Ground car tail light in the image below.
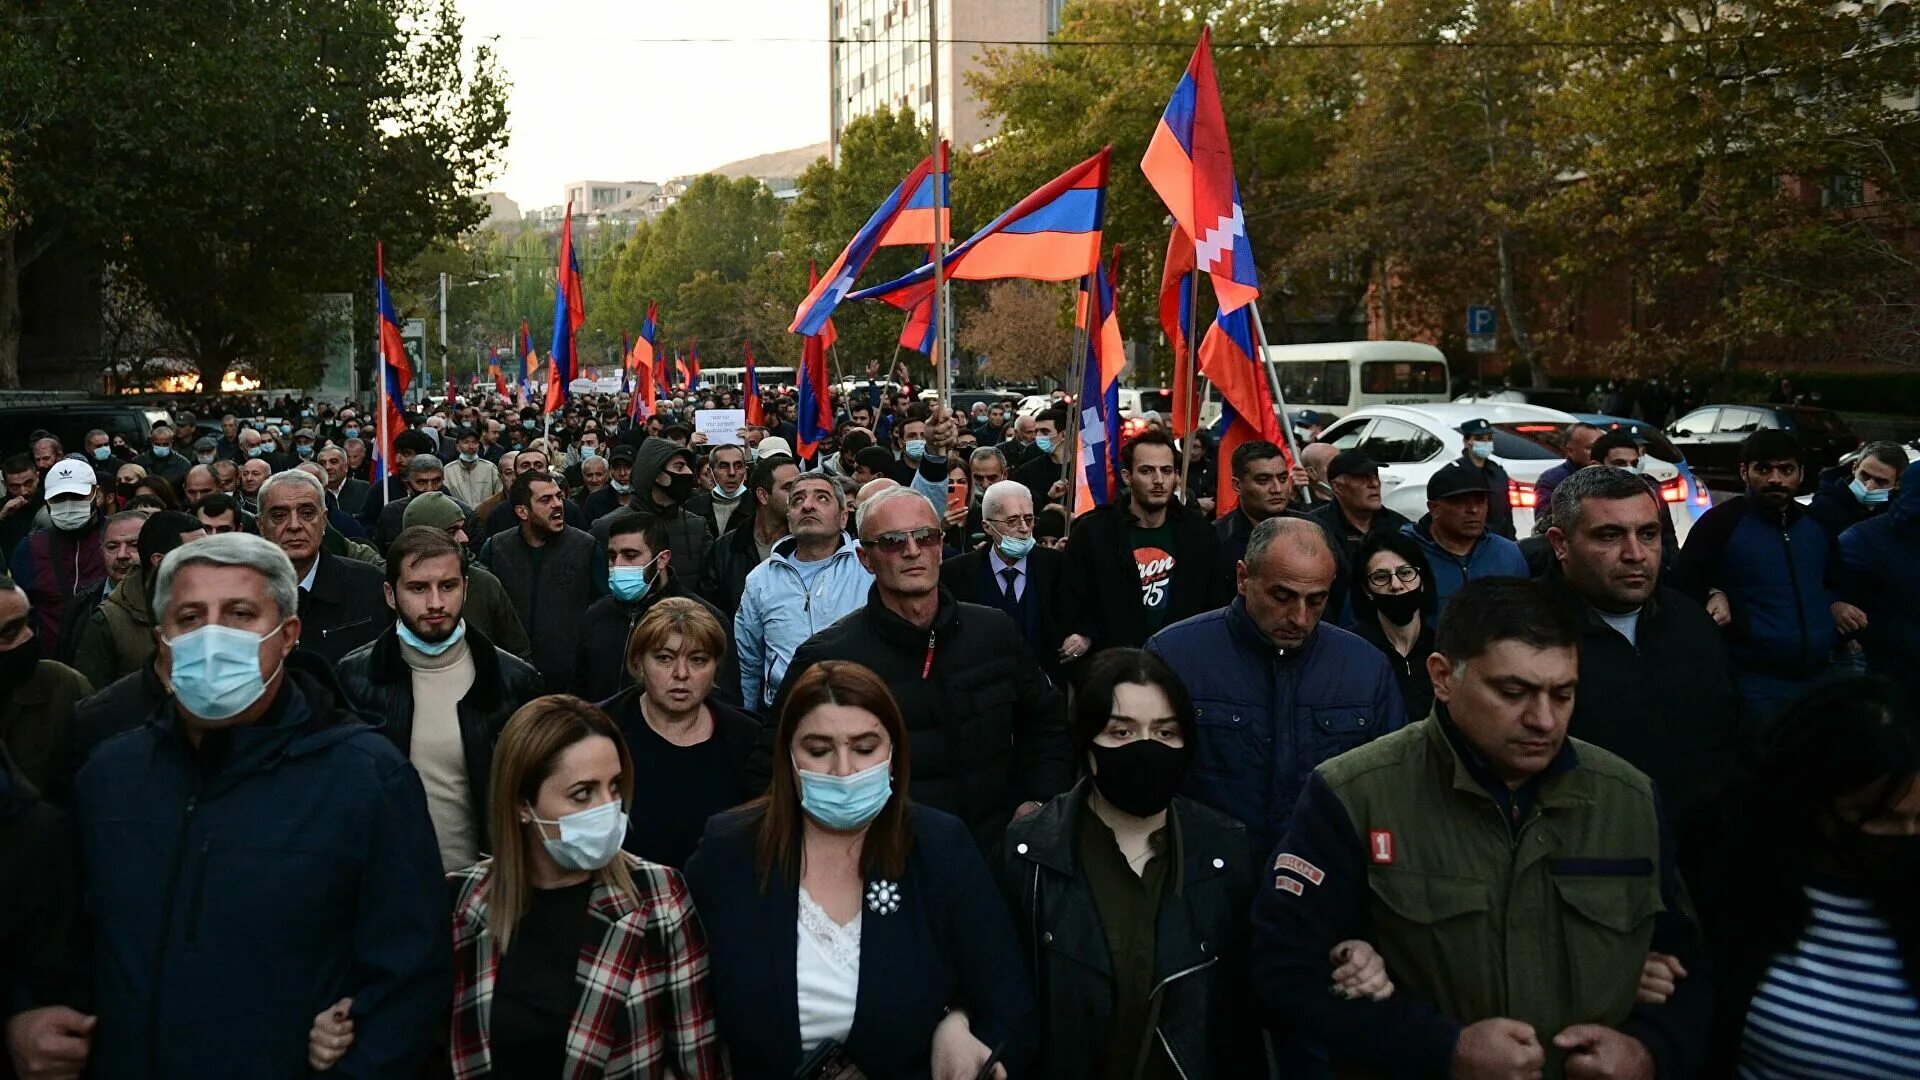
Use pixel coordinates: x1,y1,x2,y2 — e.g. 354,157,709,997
1659,475,1686,503
1509,478,1537,509
1691,475,1711,507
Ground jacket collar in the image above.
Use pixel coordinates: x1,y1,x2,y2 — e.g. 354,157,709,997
146,651,368,786
304,552,351,603
1542,566,1664,631
1223,595,1324,661
1015,779,1211,897
365,621,505,709
860,582,959,647
453,854,652,939
103,566,155,627
771,532,859,567
1427,703,1579,816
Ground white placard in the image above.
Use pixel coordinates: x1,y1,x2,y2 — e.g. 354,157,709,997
694,408,747,445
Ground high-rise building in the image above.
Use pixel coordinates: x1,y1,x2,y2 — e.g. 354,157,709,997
828,0,1062,162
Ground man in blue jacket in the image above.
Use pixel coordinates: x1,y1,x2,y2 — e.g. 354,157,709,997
1148,516,1406,853
73,532,451,1077
1838,459,1920,704
1402,461,1529,614
1676,429,1858,726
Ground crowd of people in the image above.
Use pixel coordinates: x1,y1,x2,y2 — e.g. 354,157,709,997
0,378,1915,1079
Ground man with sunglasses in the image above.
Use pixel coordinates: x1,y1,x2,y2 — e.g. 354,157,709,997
775,486,1071,849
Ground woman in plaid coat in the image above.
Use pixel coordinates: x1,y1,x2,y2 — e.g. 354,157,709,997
443,694,730,1078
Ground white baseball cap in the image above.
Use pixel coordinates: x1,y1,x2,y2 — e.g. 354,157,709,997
756,436,794,459
44,458,96,499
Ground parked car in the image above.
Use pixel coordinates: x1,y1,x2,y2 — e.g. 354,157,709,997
1455,387,1593,413
1316,402,1689,540
1666,404,1861,493
1576,413,1710,540
0,401,174,456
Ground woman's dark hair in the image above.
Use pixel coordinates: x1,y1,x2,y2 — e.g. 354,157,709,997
1348,529,1436,627
1072,648,1195,750
134,474,180,509
754,661,914,891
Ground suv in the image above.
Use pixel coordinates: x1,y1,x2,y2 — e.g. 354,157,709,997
0,402,174,456
1666,404,1860,492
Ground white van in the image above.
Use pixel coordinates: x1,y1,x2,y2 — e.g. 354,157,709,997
1262,341,1450,418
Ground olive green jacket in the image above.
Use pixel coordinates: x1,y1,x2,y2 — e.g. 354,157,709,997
0,659,93,793
74,570,157,690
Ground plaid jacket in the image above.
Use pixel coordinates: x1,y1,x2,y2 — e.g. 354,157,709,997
448,856,731,1078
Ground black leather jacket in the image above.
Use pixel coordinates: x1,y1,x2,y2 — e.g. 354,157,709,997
998,781,1264,1080
335,624,544,851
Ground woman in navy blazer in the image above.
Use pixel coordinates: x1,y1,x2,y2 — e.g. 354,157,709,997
683,660,1035,1079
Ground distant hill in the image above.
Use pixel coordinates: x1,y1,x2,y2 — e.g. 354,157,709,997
704,141,830,182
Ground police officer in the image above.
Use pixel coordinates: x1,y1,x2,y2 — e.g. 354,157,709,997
1456,418,1516,539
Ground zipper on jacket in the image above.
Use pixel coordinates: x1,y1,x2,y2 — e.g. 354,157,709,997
150,791,202,1075
184,838,213,944
921,630,937,679
1780,525,1810,671
1155,1025,1196,1080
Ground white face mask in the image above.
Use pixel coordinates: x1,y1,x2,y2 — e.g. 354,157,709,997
49,501,94,531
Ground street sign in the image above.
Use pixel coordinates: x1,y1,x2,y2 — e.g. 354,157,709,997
1466,305,1497,354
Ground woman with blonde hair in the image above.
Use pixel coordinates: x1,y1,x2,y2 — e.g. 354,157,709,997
444,694,728,1077
601,596,765,867
684,661,1033,1079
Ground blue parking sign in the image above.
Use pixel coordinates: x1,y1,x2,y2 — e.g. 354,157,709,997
1467,305,1497,336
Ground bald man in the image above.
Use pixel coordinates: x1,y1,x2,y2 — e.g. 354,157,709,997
1299,442,1338,506
1146,515,1406,851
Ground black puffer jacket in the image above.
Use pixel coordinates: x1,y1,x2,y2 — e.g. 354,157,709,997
572,575,741,707
999,782,1262,1080
774,587,1072,849
695,513,766,620
335,624,543,851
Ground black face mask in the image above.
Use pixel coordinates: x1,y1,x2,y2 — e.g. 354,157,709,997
117,482,140,500
1374,588,1425,626
1089,740,1193,817
0,642,38,692
1834,828,1920,891
658,470,696,505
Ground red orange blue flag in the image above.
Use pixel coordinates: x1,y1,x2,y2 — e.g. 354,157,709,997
796,262,836,460
1141,27,1260,314
849,147,1111,309
1073,256,1126,516
790,143,950,337
1200,302,1282,516
374,242,412,478
547,202,584,413
742,340,765,427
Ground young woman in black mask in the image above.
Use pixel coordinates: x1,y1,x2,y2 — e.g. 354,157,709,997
1688,677,1920,1076
996,648,1390,1079
1348,531,1437,719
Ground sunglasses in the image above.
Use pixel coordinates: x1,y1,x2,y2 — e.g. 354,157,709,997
866,526,942,554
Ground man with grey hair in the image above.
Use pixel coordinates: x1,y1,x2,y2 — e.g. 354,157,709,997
375,454,460,551
776,483,1069,847
1148,515,1405,851
318,444,372,517
735,471,869,708
71,531,450,1075
939,478,1082,680
257,469,388,662
1545,465,1735,841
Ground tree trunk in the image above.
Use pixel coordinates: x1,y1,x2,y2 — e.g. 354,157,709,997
1495,230,1546,387
0,227,20,389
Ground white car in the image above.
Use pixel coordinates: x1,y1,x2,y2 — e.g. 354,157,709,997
1316,402,1692,542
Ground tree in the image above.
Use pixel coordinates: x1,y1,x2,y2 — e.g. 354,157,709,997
958,282,1077,382
1,0,509,389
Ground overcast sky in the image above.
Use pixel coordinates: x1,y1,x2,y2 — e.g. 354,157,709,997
455,0,830,211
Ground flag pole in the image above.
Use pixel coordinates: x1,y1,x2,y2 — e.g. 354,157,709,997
375,243,391,510
1178,264,1200,505
927,0,948,407
1245,299,1308,503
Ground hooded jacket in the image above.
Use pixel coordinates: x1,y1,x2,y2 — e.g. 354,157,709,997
1400,517,1529,614
73,652,451,1077
734,534,871,709
10,517,107,657
1838,461,1920,697
611,437,718,583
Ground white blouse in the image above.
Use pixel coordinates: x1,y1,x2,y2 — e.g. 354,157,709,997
796,886,862,1052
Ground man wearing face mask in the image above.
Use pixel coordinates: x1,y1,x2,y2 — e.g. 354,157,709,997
1837,459,1920,705
132,422,190,489
574,511,737,705
940,480,1079,683
1013,408,1073,510
583,445,635,523
83,429,118,488
1454,418,1516,540
9,461,107,659
441,428,502,510
1808,440,1905,540
1147,517,1405,854
0,577,93,794
687,443,751,535
72,533,451,1075
601,436,717,586
337,527,542,873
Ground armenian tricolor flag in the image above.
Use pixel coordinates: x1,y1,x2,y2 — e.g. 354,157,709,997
374,242,412,479
547,202,583,412
742,340,765,427
790,143,950,337
796,261,837,460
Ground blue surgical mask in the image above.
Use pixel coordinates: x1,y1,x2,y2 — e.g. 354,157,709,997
905,439,927,462
343,426,360,439
151,445,172,458
1035,435,1055,455
608,557,656,603
197,453,215,466
396,618,465,657
522,420,537,431
527,799,628,872
247,445,267,458
795,756,893,831
1851,477,1891,505
296,445,314,459
1469,440,1494,460
459,451,478,464
714,483,745,501
579,446,597,460
165,620,288,722
996,534,1036,561
92,446,112,462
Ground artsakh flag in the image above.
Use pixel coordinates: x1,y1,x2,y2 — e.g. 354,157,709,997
374,242,412,478
547,202,584,412
796,261,836,460
850,147,1112,309
1073,255,1126,517
1160,224,1200,437
742,341,765,427
1200,302,1283,517
790,142,950,337
1142,27,1260,314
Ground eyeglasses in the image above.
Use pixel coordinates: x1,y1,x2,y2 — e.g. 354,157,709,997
1366,565,1421,589
987,514,1035,529
866,526,942,554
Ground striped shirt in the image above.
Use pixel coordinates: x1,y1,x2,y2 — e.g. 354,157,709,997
1740,884,1920,1079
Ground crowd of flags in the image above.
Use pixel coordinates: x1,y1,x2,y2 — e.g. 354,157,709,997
371,26,1282,512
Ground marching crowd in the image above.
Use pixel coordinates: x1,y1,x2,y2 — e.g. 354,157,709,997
0,380,1916,1079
